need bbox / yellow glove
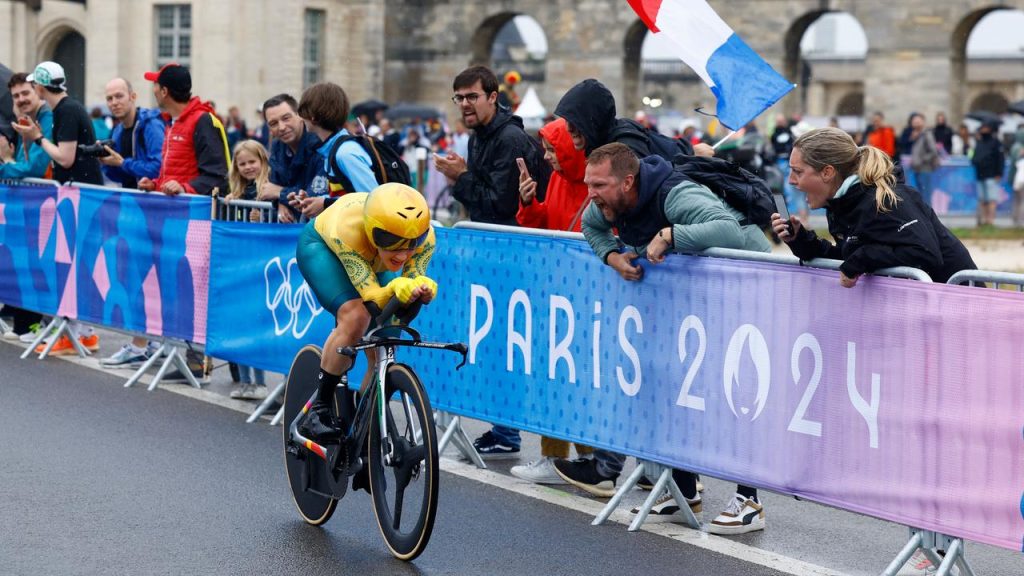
[387,276,438,304]
[361,285,395,310]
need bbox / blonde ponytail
[856,146,899,213]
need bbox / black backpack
[673,154,776,228]
[327,134,412,192]
[645,125,695,160]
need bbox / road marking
[439,458,847,576]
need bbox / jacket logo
[897,219,919,233]
[171,134,186,142]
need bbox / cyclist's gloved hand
[411,275,438,301]
[388,276,438,304]
[362,285,395,310]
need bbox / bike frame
[287,322,466,471]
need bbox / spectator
[0,72,53,180]
[553,78,705,160]
[906,113,940,207]
[774,127,976,285]
[90,106,111,141]
[138,63,229,196]
[933,112,954,154]
[434,65,551,458]
[12,61,103,186]
[555,142,769,535]
[401,128,430,189]
[378,118,401,152]
[971,122,1004,227]
[0,71,54,342]
[1008,126,1024,226]
[450,118,470,160]
[861,111,896,159]
[951,123,973,157]
[261,93,323,223]
[98,77,167,190]
[12,61,101,355]
[225,105,248,151]
[96,76,168,369]
[291,82,378,219]
[509,117,594,484]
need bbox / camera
[78,139,116,158]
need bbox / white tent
[516,86,547,132]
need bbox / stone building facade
[3,0,1023,129]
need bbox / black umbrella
[384,103,442,121]
[1008,100,1024,116]
[351,99,388,119]
[966,110,1002,127]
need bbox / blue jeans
[238,364,266,386]
[489,425,521,448]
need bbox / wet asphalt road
[0,343,789,576]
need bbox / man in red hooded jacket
[138,64,229,196]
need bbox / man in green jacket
[554,142,770,536]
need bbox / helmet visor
[372,227,429,251]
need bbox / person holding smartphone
[773,127,975,286]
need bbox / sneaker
[229,384,249,399]
[241,385,269,400]
[79,333,100,352]
[100,344,148,368]
[19,323,44,343]
[472,431,520,460]
[552,458,617,497]
[707,493,766,535]
[299,399,343,444]
[36,335,78,356]
[630,492,702,522]
[3,328,18,340]
[511,457,567,485]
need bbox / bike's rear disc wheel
[282,345,338,525]
[368,364,439,560]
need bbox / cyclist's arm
[337,244,393,307]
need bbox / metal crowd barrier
[212,197,278,223]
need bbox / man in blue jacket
[96,77,167,368]
[97,77,167,189]
[261,93,323,222]
[0,72,53,180]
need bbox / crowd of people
[0,59,981,544]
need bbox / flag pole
[711,130,737,151]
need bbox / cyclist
[296,182,437,443]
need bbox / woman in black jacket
[771,127,976,285]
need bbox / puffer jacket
[516,118,589,231]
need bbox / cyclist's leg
[295,223,371,440]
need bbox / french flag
[628,0,794,130]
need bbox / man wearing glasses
[434,65,550,458]
[435,65,549,227]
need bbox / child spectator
[225,139,271,400]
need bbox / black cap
[144,63,191,94]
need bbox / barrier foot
[124,341,167,388]
[0,317,11,335]
[35,318,89,360]
[247,381,285,423]
[269,404,285,426]
[882,529,976,576]
[146,343,203,391]
[436,412,486,469]
[593,461,645,526]
[20,317,58,359]
[627,462,699,531]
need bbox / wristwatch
[34,136,44,146]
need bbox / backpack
[327,134,411,193]
[645,125,695,160]
[672,154,776,228]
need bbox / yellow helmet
[363,183,431,250]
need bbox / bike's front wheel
[368,363,439,561]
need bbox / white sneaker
[3,328,18,340]
[230,384,250,399]
[707,493,765,535]
[19,324,45,343]
[242,385,269,400]
[100,344,148,368]
[630,492,702,523]
[511,457,566,485]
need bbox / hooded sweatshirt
[553,79,651,157]
[516,118,589,231]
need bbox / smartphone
[773,193,792,235]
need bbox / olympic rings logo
[264,257,323,339]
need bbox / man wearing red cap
[138,63,229,196]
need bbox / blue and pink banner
[0,182,211,342]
